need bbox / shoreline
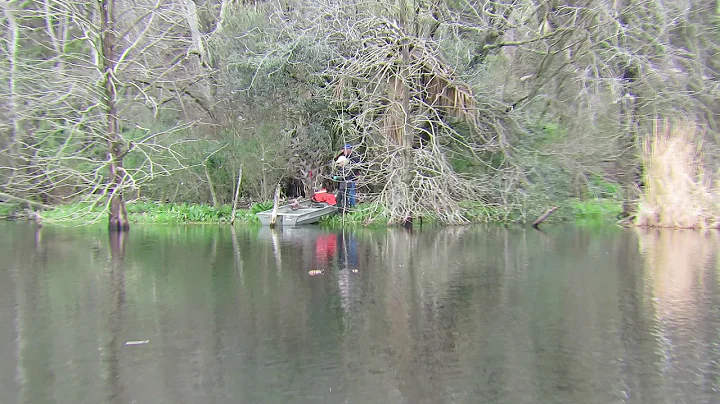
[1,199,622,227]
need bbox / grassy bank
[1,200,269,225]
[2,197,621,227]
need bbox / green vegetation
[570,199,623,220]
[316,198,622,228]
[0,202,14,218]
[34,201,263,225]
[3,197,621,227]
[0,1,717,230]
[319,203,390,228]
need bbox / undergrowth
[319,203,390,227]
[637,120,720,228]
[37,200,268,225]
[3,197,621,227]
[570,199,622,219]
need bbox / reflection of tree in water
[107,231,127,403]
[335,227,481,403]
[615,229,664,403]
[636,229,720,403]
[0,228,21,403]
[4,225,114,404]
[6,224,720,403]
[10,225,54,404]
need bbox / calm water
[0,222,719,404]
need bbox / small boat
[256,200,337,227]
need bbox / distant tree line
[1,0,718,228]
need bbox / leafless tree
[1,0,717,226]
[0,0,214,228]
[307,0,719,222]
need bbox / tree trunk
[3,1,19,147]
[181,0,212,111]
[101,0,129,232]
[230,166,243,225]
[617,64,642,219]
[269,183,281,228]
[43,0,69,73]
[400,35,415,227]
[204,163,219,207]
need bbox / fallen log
[532,206,558,228]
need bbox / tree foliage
[0,0,718,225]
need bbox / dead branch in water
[532,206,558,229]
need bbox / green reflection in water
[0,223,718,404]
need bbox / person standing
[333,155,354,212]
[334,144,360,208]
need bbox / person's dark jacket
[334,152,360,182]
[334,164,355,185]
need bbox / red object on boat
[311,189,337,205]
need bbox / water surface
[0,223,719,404]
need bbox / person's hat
[336,155,348,166]
[343,144,353,149]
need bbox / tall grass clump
[637,120,719,228]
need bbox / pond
[0,222,719,404]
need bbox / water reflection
[636,229,720,403]
[107,231,127,404]
[0,223,719,404]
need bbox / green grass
[319,199,623,228]
[319,203,390,228]
[570,198,622,219]
[6,197,622,227]
[37,200,268,225]
[0,202,15,218]
[126,202,235,224]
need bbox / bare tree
[0,0,213,228]
[205,0,718,223]
[100,0,130,230]
[1,0,717,225]
[255,0,534,224]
